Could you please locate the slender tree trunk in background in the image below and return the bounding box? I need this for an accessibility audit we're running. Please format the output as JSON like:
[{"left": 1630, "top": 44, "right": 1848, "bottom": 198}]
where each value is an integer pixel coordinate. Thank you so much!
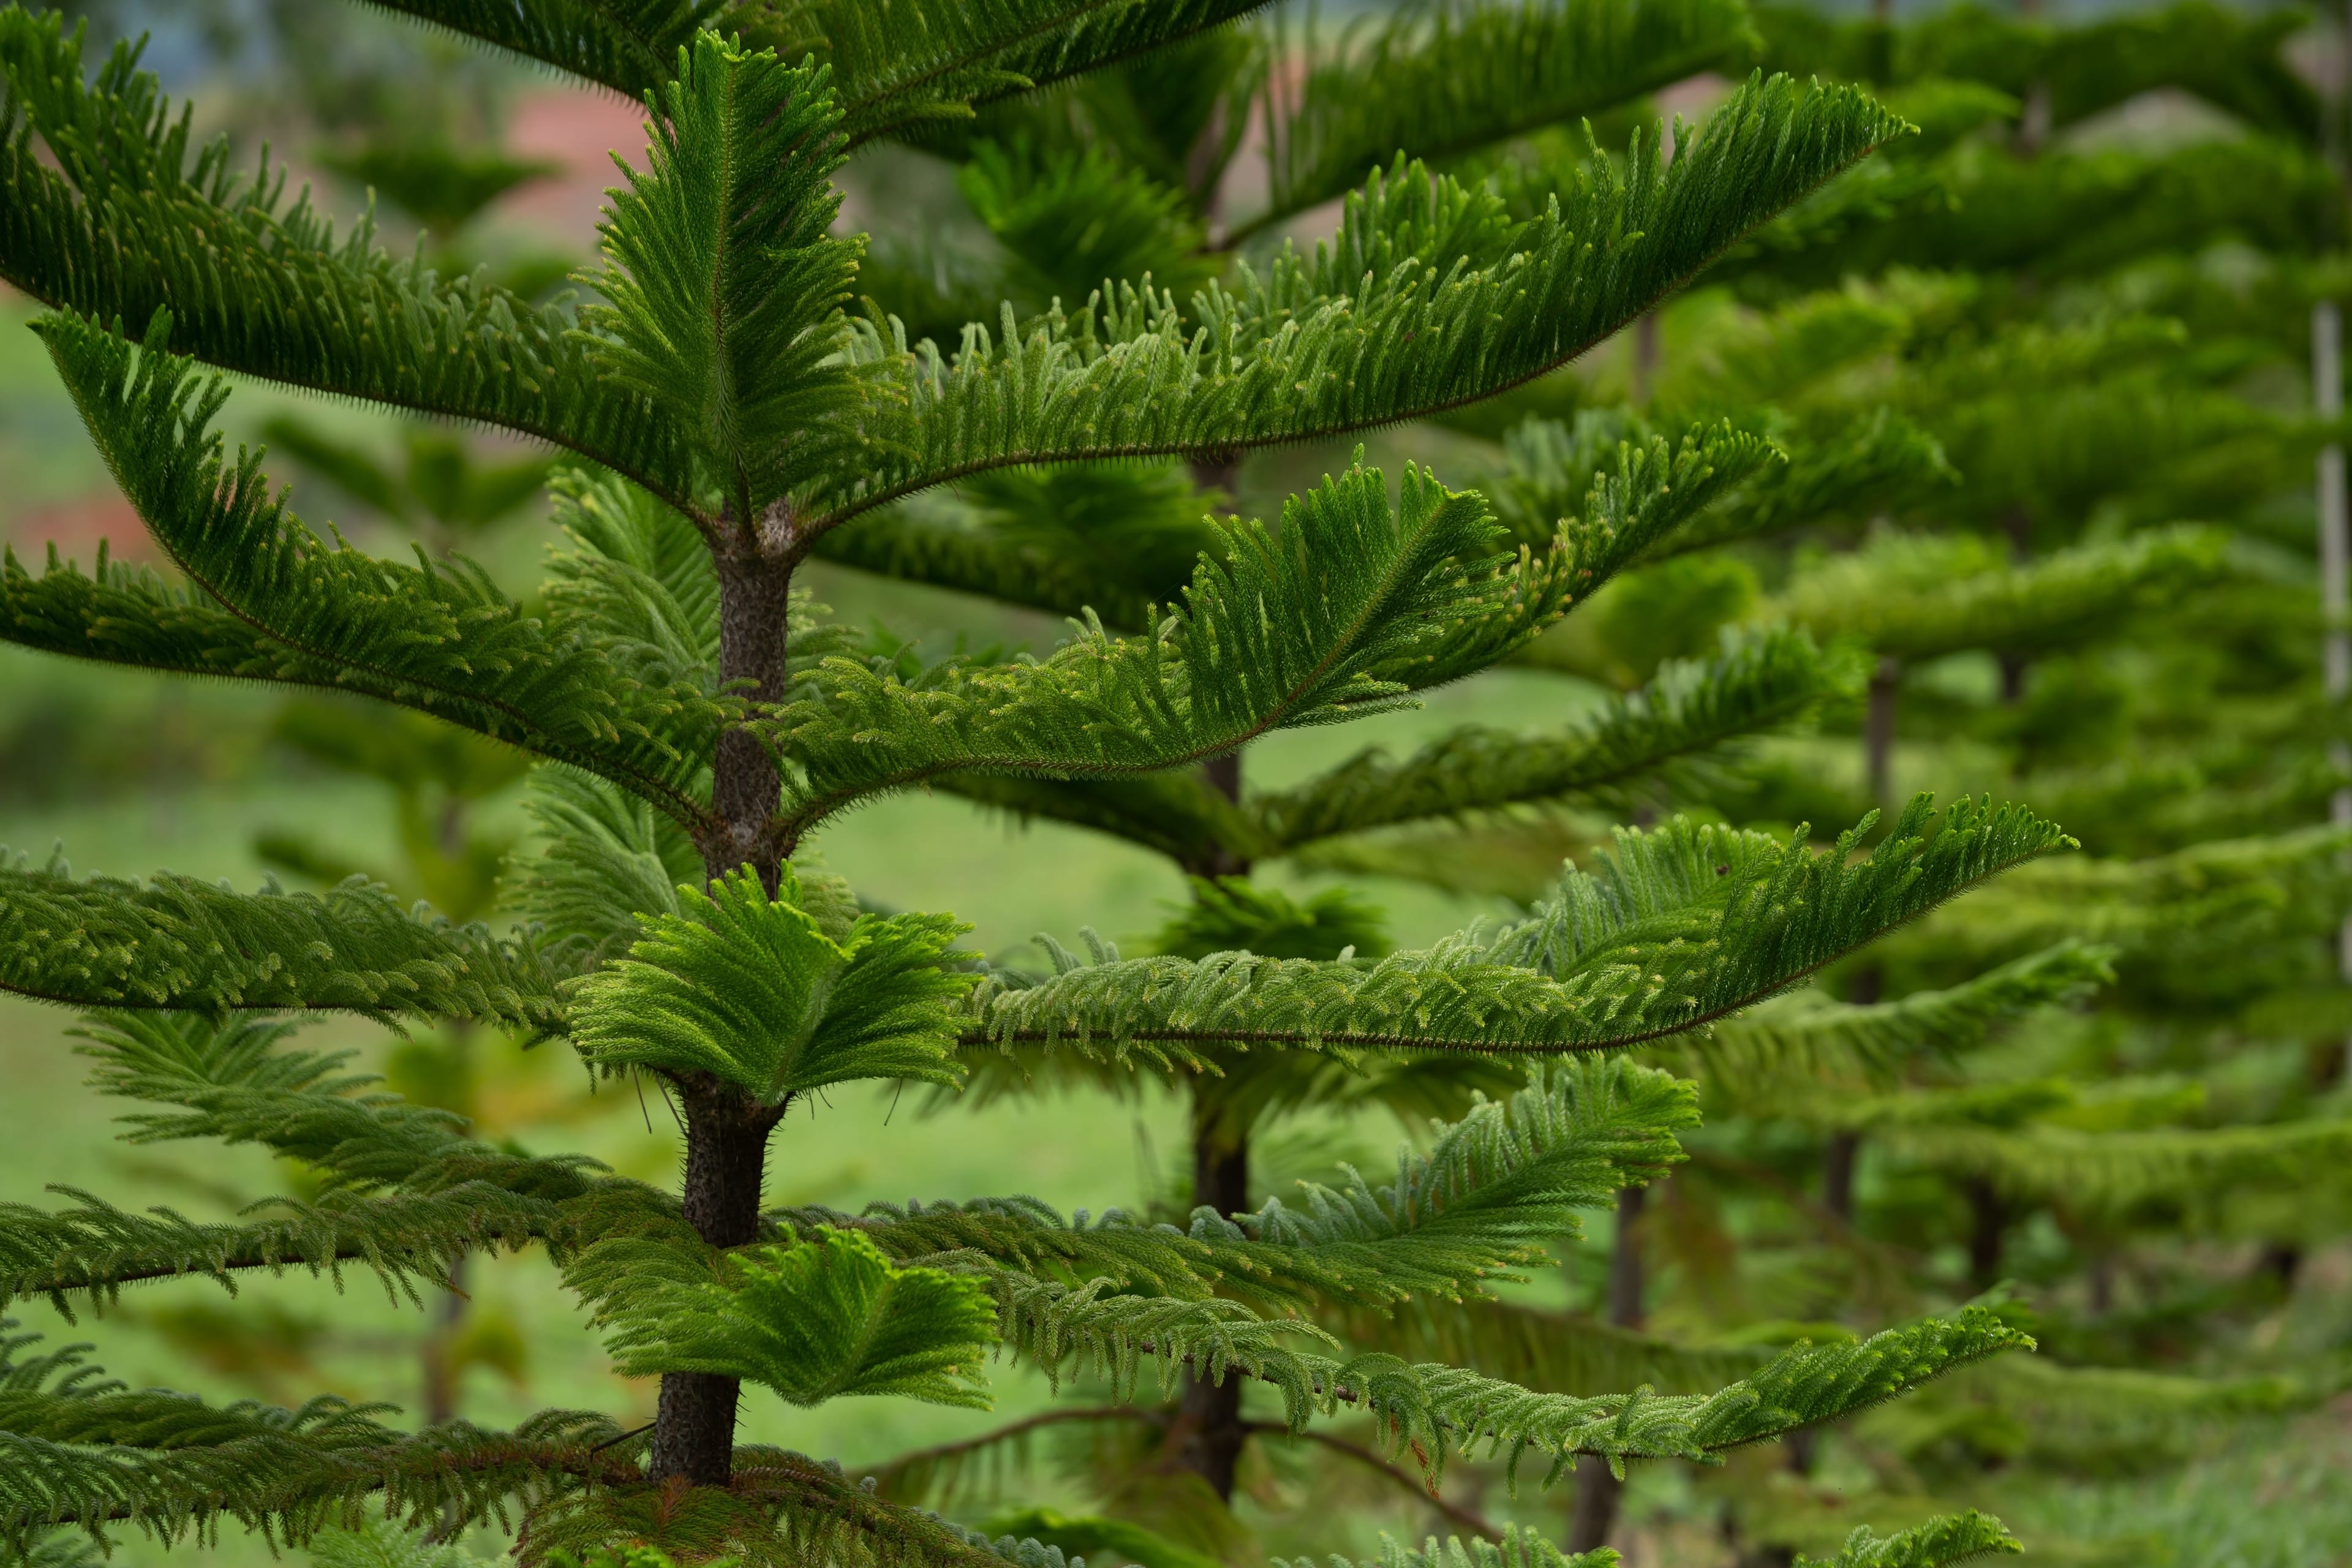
[
  {"left": 1998, "top": 504, "right": 2032, "bottom": 704},
  {"left": 1866, "top": 656, "right": 1901, "bottom": 810},
  {"left": 2087, "top": 1250, "right": 2116, "bottom": 1316},
  {"left": 1965, "top": 1178, "right": 2008, "bottom": 1293},
  {"left": 1174, "top": 1101, "right": 1253, "bottom": 1500},
  {"left": 421, "top": 1254, "right": 466, "bottom": 1426},
  {"left": 1570, "top": 1186, "right": 1648, "bottom": 1553},
  {"left": 1822, "top": 1133, "right": 1862, "bottom": 1227},
  {"left": 1631, "top": 312, "right": 1662, "bottom": 405},
  {"left": 2314, "top": 304, "right": 2352, "bottom": 1069},
  {"left": 1169, "top": 455, "right": 1257, "bottom": 1501},
  {"left": 649, "top": 527, "right": 799, "bottom": 1487}
]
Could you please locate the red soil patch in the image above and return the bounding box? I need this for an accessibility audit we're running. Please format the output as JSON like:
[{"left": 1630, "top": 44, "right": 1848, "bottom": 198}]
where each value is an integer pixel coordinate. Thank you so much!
[
  {"left": 4, "top": 492, "right": 156, "bottom": 565},
  {"left": 499, "top": 89, "right": 650, "bottom": 247}
]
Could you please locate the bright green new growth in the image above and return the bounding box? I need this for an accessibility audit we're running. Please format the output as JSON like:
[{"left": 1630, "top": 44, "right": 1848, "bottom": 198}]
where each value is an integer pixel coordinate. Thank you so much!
[
  {"left": 603, "top": 1231, "right": 997, "bottom": 1408},
  {"left": 571, "top": 868, "right": 978, "bottom": 1101},
  {"left": 0, "top": 0, "right": 2072, "bottom": 1562}
]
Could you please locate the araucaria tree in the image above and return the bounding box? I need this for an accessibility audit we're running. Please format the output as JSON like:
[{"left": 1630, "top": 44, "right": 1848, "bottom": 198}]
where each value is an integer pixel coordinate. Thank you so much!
[{"left": 0, "top": 4, "right": 2069, "bottom": 1564}]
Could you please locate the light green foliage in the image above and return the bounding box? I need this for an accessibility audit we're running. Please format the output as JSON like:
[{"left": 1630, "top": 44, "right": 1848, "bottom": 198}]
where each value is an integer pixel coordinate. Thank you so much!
[
  {"left": 1252, "top": 629, "right": 1849, "bottom": 853},
  {"left": 1337, "top": 1295, "right": 1772, "bottom": 1400},
  {"left": 827, "top": 76, "right": 1905, "bottom": 522},
  {"left": 770, "top": 459, "right": 1569, "bottom": 846},
  {"left": 1681, "top": 940, "right": 2114, "bottom": 1095},
  {"left": 1770, "top": 525, "right": 2231, "bottom": 663},
  {"left": 603, "top": 1230, "right": 997, "bottom": 1408},
  {"left": 0, "top": 853, "right": 561, "bottom": 1028},
  {"left": 586, "top": 37, "right": 861, "bottom": 523},
  {"left": 306, "top": 1517, "right": 485, "bottom": 1568},
  {"left": 1791, "top": 1512, "right": 2019, "bottom": 1568},
  {"left": 1272, "top": 1523, "right": 1611, "bottom": 1568},
  {"left": 989, "top": 1292, "right": 2028, "bottom": 1482},
  {"left": 571, "top": 868, "right": 978, "bottom": 1102},
  {"left": 974, "top": 799, "right": 2071, "bottom": 1057},
  {"left": 797, "top": 1060, "right": 1700, "bottom": 1314}
]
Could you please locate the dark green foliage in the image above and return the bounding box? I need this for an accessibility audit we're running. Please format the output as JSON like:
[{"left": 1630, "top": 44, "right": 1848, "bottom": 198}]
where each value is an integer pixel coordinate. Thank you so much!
[
  {"left": 313, "top": 141, "right": 557, "bottom": 236},
  {"left": 0, "top": 7, "right": 696, "bottom": 502},
  {"left": 14, "top": 314, "right": 728, "bottom": 827},
  {"left": 0, "top": 2, "right": 2090, "bottom": 1560},
  {"left": 1246, "top": 0, "right": 1757, "bottom": 238}
]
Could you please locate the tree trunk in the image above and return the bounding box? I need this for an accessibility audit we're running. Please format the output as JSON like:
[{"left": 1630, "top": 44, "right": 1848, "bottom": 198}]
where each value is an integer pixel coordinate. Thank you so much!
[
  {"left": 648, "top": 522, "right": 799, "bottom": 1487},
  {"left": 1570, "top": 1185, "right": 1647, "bottom": 1554},
  {"left": 1865, "top": 656, "right": 1900, "bottom": 809},
  {"left": 1965, "top": 1178, "right": 2008, "bottom": 1293},
  {"left": 1822, "top": 1132, "right": 1861, "bottom": 1227},
  {"left": 1174, "top": 1099, "right": 1252, "bottom": 1501}
]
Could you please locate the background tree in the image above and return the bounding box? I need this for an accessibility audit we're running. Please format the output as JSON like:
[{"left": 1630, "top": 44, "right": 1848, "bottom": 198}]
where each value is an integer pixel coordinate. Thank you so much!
[{"left": 0, "top": 4, "right": 2067, "bottom": 1567}]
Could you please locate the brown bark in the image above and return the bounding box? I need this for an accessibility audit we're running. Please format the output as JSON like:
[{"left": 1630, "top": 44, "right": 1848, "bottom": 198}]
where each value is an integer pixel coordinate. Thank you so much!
[
  {"left": 647, "top": 513, "right": 801, "bottom": 1487},
  {"left": 1173, "top": 1101, "right": 1252, "bottom": 1501},
  {"left": 1569, "top": 1185, "right": 1647, "bottom": 1553}
]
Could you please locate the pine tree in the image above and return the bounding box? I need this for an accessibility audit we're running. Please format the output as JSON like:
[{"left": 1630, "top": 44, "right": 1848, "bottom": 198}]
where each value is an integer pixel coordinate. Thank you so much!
[
  {"left": 0, "top": 4, "right": 2082, "bottom": 1566},
  {"left": 1283, "top": 6, "right": 2352, "bottom": 1559}
]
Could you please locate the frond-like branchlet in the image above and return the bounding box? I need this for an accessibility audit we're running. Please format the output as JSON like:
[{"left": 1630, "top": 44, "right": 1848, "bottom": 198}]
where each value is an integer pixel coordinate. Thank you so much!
[
  {"left": 790, "top": 1060, "right": 1694, "bottom": 1314},
  {"left": 769, "top": 458, "right": 1569, "bottom": 845},
  {"left": 1793, "top": 1513, "right": 2020, "bottom": 1568},
  {"left": 1771, "top": 524, "right": 2231, "bottom": 663},
  {"left": 571, "top": 867, "right": 978, "bottom": 1101},
  {"left": 990, "top": 1293, "right": 2028, "bottom": 1485},
  {"left": 1246, "top": 0, "right": 1757, "bottom": 237},
  {"left": 1271, "top": 1523, "right": 1608, "bottom": 1568},
  {"left": 585, "top": 36, "right": 862, "bottom": 524},
  {"left": 20, "top": 312, "right": 728, "bottom": 827},
  {"left": 969, "top": 798, "right": 2073, "bottom": 1058},
  {"left": 1250, "top": 629, "right": 1847, "bottom": 854},
  {"left": 815, "top": 75, "right": 1907, "bottom": 524},
  {"left": 1672, "top": 940, "right": 2115, "bottom": 1096},
  {"left": 0, "top": 12, "right": 692, "bottom": 500},
  {"left": 602, "top": 1231, "right": 995, "bottom": 1408}
]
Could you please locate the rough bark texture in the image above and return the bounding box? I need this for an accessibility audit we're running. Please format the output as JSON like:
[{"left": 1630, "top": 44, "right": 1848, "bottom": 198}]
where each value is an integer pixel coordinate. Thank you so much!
[
  {"left": 1570, "top": 1185, "right": 1648, "bottom": 1554},
  {"left": 707, "top": 511, "right": 801, "bottom": 887},
  {"left": 648, "top": 522, "right": 801, "bottom": 1487}
]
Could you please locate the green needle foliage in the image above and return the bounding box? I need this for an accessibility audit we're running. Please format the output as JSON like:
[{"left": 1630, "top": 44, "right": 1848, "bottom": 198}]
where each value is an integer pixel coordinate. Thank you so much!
[
  {"left": 0, "top": 2, "right": 2085, "bottom": 1564},
  {"left": 571, "top": 868, "right": 977, "bottom": 1101},
  {"left": 603, "top": 1231, "right": 998, "bottom": 1408}
]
